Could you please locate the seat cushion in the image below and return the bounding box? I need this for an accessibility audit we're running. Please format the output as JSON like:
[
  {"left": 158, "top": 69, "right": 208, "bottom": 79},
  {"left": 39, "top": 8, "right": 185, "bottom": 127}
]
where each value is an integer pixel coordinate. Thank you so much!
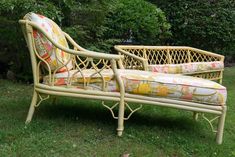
[
  {"left": 119, "top": 70, "right": 226, "bottom": 105},
  {"left": 43, "top": 69, "right": 114, "bottom": 85},
  {"left": 24, "top": 12, "right": 73, "bottom": 72},
  {"left": 148, "top": 61, "right": 224, "bottom": 74},
  {"left": 43, "top": 69, "right": 226, "bottom": 105}
]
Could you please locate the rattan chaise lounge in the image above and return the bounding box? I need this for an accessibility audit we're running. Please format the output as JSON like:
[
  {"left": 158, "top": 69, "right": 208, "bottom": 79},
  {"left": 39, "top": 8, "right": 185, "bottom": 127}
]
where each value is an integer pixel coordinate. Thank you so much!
[{"left": 19, "top": 12, "right": 227, "bottom": 144}]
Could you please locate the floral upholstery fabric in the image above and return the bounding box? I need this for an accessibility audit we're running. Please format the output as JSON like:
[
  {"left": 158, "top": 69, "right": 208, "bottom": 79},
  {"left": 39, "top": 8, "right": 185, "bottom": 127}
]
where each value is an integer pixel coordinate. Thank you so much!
[
  {"left": 24, "top": 12, "right": 73, "bottom": 72},
  {"left": 43, "top": 69, "right": 226, "bottom": 105},
  {"left": 43, "top": 69, "right": 114, "bottom": 85},
  {"left": 148, "top": 61, "right": 224, "bottom": 74},
  {"left": 119, "top": 70, "right": 226, "bottom": 105}
]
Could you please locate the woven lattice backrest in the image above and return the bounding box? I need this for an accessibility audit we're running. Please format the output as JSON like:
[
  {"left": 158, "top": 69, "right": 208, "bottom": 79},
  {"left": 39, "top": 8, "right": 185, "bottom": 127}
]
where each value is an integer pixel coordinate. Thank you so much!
[
  {"left": 122, "top": 54, "right": 144, "bottom": 70},
  {"left": 117, "top": 46, "right": 223, "bottom": 66},
  {"left": 189, "top": 49, "right": 221, "bottom": 62},
  {"left": 121, "top": 48, "right": 145, "bottom": 58},
  {"left": 145, "top": 48, "right": 168, "bottom": 64},
  {"left": 115, "top": 45, "right": 224, "bottom": 83},
  {"left": 118, "top": 48, "right": 146, "bottom": 70},
  {"left": 168, "top": 48, "right": 189, "bottom": 64}
]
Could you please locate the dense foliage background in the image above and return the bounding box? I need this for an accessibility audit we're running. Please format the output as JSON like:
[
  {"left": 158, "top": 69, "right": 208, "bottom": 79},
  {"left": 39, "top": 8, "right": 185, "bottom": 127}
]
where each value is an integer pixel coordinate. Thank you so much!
[
  {"left": 151, "top": 0, "right": 235, "bottom": 63},
  {"left": 0, "top": 0, "right": 234, "bottom": 82}
]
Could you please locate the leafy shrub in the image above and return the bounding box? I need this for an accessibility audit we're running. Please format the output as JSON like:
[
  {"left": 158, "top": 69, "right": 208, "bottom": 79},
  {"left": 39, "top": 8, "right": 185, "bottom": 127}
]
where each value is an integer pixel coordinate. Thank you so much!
[
  {"left": 63, "top": 0, "right": 116, "bottom": 52},
  {"left": 104, "top": 0, "right": 171, "bottom": 45},
  {"left": 0, "top": 0, "right": 171, "bottom": 82},
  {"left": 0, "top": 0, "right": 63, "bottom": 81},
  {"left": 150, "top": 0, "right": 235, "bottom": 61}
]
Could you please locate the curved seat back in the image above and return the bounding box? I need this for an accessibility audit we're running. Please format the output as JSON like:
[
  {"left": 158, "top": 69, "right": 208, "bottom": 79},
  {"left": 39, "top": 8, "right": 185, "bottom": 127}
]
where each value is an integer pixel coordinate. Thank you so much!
[{"left": 23, "top": 12, "right": 73, "bottom": 73}]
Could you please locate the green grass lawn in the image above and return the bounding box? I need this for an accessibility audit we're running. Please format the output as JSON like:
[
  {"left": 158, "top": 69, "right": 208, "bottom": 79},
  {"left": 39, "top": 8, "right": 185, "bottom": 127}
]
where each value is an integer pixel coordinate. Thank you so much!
[{"left": 0, "top": 67, "right": 235, "bottom": 157}]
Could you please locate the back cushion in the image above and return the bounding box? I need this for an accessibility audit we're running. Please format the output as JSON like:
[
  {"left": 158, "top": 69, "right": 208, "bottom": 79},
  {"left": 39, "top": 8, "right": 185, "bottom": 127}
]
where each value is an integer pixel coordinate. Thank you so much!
[{"left": 24, "top": 12, "right": 73, "bottom": 72}]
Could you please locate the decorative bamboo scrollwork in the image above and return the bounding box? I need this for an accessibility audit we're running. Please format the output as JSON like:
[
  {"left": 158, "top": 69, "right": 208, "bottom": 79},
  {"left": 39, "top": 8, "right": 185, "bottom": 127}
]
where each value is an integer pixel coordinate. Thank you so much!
[
  {"left": 201, "top": 114, "right": 220, "bottom": 133},
  {"left": 102, "top": 101, "right": 119, "bottom": 119},
  {"left": 102, "top": 101, "right": 142, "bottom": 120},
  {"left": 123, "top": 103, "right": 142, "bottom": 120},
  {"left": 34, "top": 93, "right": 50, "bottom": 107}
]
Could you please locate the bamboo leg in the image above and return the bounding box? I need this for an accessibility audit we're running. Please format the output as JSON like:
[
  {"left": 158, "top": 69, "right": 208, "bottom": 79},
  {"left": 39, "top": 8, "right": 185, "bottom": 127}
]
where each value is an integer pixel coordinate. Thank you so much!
[
  {"left": 193, "top": 112, "right": 199, "bottom": 121},
  {"left": 25, "top": 91, "right": 38, "bottom": 124},
  {"left": 117, "top": 100, "right": 125, "bottom": 136},
  {"left": 216, "top": 106, "right": 227, "bottom": 144},
  {"left": 219, "top": 78, "right": 223, "bottom": 84},
  {"left": 219, "top": 71, "right": 223, "bottom": 84},
  {"left": 111, "top": 59, "right": 125, "bottom": 136}
]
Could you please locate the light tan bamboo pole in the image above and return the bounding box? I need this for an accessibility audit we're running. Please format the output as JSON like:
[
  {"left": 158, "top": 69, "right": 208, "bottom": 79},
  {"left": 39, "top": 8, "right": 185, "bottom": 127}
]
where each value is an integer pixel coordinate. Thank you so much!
[
  {"left": 124, "top": 97, "right": 222, "bottom": 115},
  {"left": 35, "top": 84, "right": 223, "bottom": 110},
  {"left": 118, "top": 58, "right": 125, "bottom": 69},
  {"left": 219, "top": 70, "right": 224, "bottom": 84},
  {"left": 25, "top": 22, "right": 38, "bottom": 84},
  {"left": 190, "top": 47, "right": 224, "bottom": 59},
  {"left": 111, "top": 59, "right": 125, "bottom": 136},
  {"left": 114, "top": 46, "right": 146, "bottom": 63},
  {"left": 187, "top": 49, "right": 191, "bottom": 63},
  {"left": 26, "top": 91, "right": 38, "bottom": 124},
  {"left": 116, "top": 45, "right": 224, "bottom": 60},
  {"left": 167, "top": 48, "right": 172, "bottom": 64},
  {"left": 216, "top": 105, "right": 227, "bottom": 144},
  {"left": 36, "top": 87, "right": 222, "bottom": 115},
  {"left": 24, "top": 22, "right": 39, "bottom": 124}
]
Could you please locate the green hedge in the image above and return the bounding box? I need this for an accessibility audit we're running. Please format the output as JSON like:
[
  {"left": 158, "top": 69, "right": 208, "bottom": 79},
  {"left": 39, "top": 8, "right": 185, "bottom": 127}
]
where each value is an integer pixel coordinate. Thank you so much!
[
  {"left": 2, "top": 0, "right": 234, "bottom": 82},
  {"left": 104, "top": 0, "right": 171, "bottom": 45},
  {"left": 149, "top": 0, "right": 235, "bottom": 61},
  {"left": 0, "top": 0, "right": 63, "bottom": 81}
]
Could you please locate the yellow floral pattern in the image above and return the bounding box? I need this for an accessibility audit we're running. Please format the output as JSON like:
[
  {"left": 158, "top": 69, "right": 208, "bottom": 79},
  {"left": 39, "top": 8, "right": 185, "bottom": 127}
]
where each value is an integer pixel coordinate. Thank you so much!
[
  {"left": 132, "top": 83, "right": 151, "bottom": 95},
  {"left": 156, "top": 84, "right": 170, "bottom": 97}
]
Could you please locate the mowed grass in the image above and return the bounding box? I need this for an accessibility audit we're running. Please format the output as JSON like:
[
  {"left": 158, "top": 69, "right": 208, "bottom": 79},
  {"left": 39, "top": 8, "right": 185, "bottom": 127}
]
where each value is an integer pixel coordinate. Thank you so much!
[{"left": 0, "top": 67, "right": 235, "bottom": 157}]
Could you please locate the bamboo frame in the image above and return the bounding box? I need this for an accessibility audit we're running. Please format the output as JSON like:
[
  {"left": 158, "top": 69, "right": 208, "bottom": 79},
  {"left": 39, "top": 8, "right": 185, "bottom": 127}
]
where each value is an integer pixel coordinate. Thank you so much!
[
  {"left": 115, "top": 45, "right": 224, "bottom": 84},
  {"left": 19, "top": 19, "right": 226, "bottom": 144}
]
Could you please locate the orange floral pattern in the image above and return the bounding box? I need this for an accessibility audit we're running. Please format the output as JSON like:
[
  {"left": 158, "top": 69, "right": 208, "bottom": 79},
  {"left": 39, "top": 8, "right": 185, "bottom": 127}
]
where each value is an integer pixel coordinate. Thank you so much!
[{"left": 24, "top": 12, "right": 73, "bottom": 72}]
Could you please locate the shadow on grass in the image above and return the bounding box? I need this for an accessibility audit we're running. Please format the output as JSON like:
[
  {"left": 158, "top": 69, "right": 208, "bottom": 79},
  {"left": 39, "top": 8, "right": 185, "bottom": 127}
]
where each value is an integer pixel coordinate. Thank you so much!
[
  {"left": 34, "top": 99, "right": 116, "bottom": 126},
  {"left": 129, "top": 113, "right": 198, "bottom": 131},
  {"left": 34, "top": 98, "right": 199, "bottom": 132}
]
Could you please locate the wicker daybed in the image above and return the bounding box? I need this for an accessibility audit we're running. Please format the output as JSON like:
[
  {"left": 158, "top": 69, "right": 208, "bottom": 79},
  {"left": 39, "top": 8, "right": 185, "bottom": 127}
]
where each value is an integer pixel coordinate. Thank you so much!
[{"left": 19, "top": 12, "right": 227, "bottom": 144}]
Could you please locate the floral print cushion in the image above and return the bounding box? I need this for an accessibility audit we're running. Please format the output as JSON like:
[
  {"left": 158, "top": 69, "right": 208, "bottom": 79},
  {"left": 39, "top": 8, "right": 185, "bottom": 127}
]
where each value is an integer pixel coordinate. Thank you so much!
[
  {"left": 43, "top": 69, "right": 116, "bottom": 91},
  {"left": 119, "top": 70, "right": 226, "bottom": 105},
  {"left": 43, "top": 69, "right": 226, "bottom": 105},
  {"left": 24, "top": 12, "right": 73, "bottom": 72},
  {"left": 148, "top": 61, "right": 224, "bottom": 74}
]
